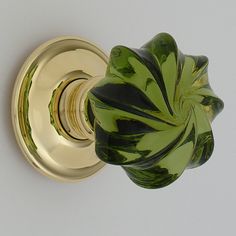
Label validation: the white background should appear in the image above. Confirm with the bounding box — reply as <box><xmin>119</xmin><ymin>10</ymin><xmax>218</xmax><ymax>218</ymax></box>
<box><xmin>0</xmin><ymin>0</ymin><xmax>234</xmax><ymax>235</ymax></box>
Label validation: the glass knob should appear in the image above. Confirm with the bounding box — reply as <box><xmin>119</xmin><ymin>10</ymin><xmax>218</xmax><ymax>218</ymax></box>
<box><xmin>88</xmin><ymin>33</ymin><xmax>224</xmax><ymax>188</ymax></box>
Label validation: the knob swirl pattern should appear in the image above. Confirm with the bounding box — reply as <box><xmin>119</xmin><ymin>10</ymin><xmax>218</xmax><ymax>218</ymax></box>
<box><xmin>88</xmin><ymin>33</ymin><xmax>223</xmax><ymax>189</ymax></box>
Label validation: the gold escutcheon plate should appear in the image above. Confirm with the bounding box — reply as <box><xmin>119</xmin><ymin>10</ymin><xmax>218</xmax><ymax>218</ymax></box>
<box><xmin>12</xmin><ymin>37</ymin><xmax>108</xmax><ymax>181</ymax></box>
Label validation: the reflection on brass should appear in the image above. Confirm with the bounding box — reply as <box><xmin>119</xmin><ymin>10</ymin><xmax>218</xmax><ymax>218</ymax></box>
<box><xmin>12</xmin><ymin>37</ymin><xmax>108</xmax><ymax>181</ymax></box>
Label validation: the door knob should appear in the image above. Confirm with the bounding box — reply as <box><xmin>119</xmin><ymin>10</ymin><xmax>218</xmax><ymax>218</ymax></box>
<box><xmin>12</xmin><ymin>33</ymin><xmax>223</xmax><ymax>188</ymax></box>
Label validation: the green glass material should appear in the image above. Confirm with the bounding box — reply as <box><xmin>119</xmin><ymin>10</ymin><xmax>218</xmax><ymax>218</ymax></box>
<box><xmin>88</xmin><ymin>33</ymin><xmax>223</xmax><ymax>189</ymax></box>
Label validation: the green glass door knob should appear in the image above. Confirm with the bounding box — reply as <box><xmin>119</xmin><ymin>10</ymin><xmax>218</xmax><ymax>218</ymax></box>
<box><xmin>88</xmin><ymin>33</ymin><xmax>223</xmax><ymax>188</ymax></box>
<box><xmin>12</xmin><ymin>33</ymin><xmax>223</xmax><ymax>189</ymax></box>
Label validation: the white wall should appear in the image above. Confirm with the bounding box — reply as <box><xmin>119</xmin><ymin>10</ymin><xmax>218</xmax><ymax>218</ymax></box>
<box><xmin>0</xmin><ymin>0</ymin><xmax>234</xmax><ymax>235</ymax></box>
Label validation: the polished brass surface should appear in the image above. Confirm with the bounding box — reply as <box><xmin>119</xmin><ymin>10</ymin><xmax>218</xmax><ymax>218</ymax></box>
<box><xmin>59</xmin><ymin>76</ymin><xmax>102</xmax><ymax>141</ymax></box>
<box><xmin>12</xmin><ymin>37</ymin><xmax>108</xmax><ymax>181</ymax></box>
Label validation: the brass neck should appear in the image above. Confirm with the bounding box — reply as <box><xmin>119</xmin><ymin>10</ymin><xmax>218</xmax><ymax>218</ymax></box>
<box><xmin>58</xmin><ymin>77</ymin><xmax>101</xmax><ymax>141</ymax></box>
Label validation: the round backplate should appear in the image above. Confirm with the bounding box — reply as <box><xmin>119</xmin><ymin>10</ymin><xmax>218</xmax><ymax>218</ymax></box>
<box><xmin>12</xmin><ymin>36</ymin><xmax>108</xmax><ymax>181</ymax></box>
